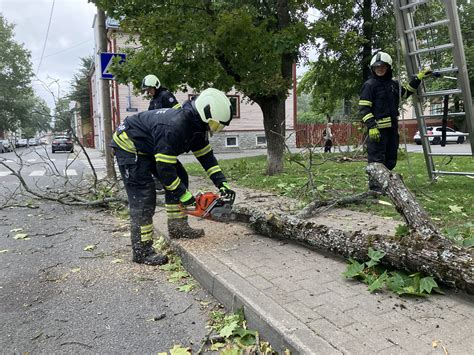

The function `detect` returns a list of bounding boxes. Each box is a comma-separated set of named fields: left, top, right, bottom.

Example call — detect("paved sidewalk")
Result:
left=153, top=178, right=474, bottom=354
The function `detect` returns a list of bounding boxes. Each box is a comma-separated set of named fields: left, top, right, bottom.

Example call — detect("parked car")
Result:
left=51, top=136, right=74, bottom=153
left=414, top=126, right=468, bottom=145
left=28, top=138, right=39, bottom=146
left=0, top=139, right=13, bottom=152
left=16, top=138, right=28, bottom=148
left=39, top=137, right=48, bottom=145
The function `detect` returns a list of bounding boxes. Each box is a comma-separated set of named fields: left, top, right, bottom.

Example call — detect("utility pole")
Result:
left=97, top=7, right=116, bottom=179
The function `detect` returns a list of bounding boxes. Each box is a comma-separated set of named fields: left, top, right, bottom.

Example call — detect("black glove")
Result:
left=179, top=191, right=196, bottom=207
left=218, top=182, right=236, bottom=200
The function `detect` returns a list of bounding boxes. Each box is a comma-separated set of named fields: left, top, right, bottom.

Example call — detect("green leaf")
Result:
left=448, top=205, right=463, bottom=213
left=419, top=277, right=438, bottom=294
left=463, top=237, right=474, bottom=248
left=177, top=283, right=195, bottom=293
left=342, top=259, right=365, bottom=278
left=168, top=271, right=189, bottom=283
left=210, top=342, right=225, bottom=351
left=367, top=271, right=388, bottom=293
left=14, top=233, right=29, bottom=240
left=169, top=344, right=191, bottom=355
left=219, top=320, right=239, bottom=338
left=366, top=248, right=385, bottom=268
left=234, top=328, right=257, bottom=346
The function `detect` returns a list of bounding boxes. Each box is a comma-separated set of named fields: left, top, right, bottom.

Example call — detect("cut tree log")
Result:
left=231, top=163, right=473, bottom=293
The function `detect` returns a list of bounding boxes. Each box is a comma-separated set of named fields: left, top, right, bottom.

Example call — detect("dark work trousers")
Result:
left=113, top=147, right=189, bottom=251
left=367, top=126, right=399, bottom=189
left=324, top=139, right=333, bottom=153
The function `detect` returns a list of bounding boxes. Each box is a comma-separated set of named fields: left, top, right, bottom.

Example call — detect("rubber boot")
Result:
left=132, top=241, right=168, bottom=266
left=168, top=218, right=205, bottom=239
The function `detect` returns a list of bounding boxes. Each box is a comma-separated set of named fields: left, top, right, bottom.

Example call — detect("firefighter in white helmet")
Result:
left=359, top=51, right=432, bottom=191
left=141, top=74, right=181, bottom=110
left=111, top=88, right=235, bottom=265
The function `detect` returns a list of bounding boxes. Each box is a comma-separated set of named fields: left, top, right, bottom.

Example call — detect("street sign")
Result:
left=100, top=52, right=126, bottom=80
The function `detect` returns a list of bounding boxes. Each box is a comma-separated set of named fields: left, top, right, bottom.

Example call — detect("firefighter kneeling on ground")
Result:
left=358, top=51, right=432, bottom=191
left=112, top=88, right=236, bottom=266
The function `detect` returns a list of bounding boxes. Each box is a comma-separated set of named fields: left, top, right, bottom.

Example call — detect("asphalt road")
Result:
left=0, top=195, right=217, bottom=353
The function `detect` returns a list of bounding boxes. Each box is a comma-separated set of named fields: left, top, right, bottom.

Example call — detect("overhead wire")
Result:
left=36, top=0, right=56, bottom=75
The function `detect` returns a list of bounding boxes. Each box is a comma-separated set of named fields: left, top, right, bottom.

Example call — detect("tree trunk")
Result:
left=232, top=205, right=473, bottom=294
left=361, top=0, right=374, bottom=82
left=229, top=163, right=473, bottom=293
left=259, top=96, right=286, bottom=175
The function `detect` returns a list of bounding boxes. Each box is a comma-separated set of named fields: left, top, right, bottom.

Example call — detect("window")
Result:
left=188, top=93, right=240, bottom=118
left=430, top=103, right=443, bottom=115
left=225, top=136, right=238, bottom=147
left=256, top=135, right=267, bottom=145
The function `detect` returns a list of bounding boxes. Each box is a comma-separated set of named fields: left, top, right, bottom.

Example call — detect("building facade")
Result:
left=89, top=16, right=296, bottom=153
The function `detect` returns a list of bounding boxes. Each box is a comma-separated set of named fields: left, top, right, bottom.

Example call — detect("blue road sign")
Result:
left=100, top=53, right=126, bottom=80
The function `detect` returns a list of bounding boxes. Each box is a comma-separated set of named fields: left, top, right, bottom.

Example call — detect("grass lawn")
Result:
left=185, top=149, right=473, bottom=246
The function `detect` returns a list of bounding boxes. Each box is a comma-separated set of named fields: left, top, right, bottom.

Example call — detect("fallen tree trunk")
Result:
left=366, top=163, right=440, bottom=240
left=233, top=204, right=473, bottom=293
left=230, top=163, right=473, bottom=293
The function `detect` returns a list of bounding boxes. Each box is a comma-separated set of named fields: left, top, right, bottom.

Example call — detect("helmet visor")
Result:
left=208, top=119, right=225, bottom=133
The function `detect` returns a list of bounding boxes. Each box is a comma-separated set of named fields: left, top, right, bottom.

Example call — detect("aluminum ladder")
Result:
left=393, top=0, right=474, bottom=180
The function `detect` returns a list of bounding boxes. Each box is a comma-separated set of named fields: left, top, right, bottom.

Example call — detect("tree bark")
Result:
left=232, top=205, right=473, bottom=294
left=229, top=163, right=473, bottom=293
left=258, top=96, right=286, bottom=175
left=366, top=163, right=440, bottom=239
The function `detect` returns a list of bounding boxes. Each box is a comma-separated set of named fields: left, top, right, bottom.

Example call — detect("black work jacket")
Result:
left=114, top=101, right=226, bottom=198
left=359, top=72, right=421, bottom=129
left=148, top=87, right=180, bottom=110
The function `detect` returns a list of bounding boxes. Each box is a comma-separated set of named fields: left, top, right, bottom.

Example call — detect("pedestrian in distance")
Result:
left=142, top=74, right=183, bottom=192
left=358, top=51, right=432, bottom=191
left=323, top=122, right=333, bottom=153
left=112, top=88, right=236, bottom=266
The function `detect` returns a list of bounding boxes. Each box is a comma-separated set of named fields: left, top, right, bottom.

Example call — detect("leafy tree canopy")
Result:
left=69, top=56, right=94, bottom=124
left=0, top=15, right=34, bottom=132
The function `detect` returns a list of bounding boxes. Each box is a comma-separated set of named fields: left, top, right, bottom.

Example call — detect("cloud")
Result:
left=1, top=0, right=97, bottom=109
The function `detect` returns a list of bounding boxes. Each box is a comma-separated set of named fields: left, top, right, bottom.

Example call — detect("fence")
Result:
left=294, top=119, right=449, bottom=148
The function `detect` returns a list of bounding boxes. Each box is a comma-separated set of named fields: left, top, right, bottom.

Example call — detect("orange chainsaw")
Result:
left=182, top=191, right=235, bottom=221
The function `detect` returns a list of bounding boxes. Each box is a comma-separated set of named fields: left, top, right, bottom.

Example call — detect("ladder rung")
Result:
left=420, top=112, right=465, bottom=119
left=422, top=89, right=462, bottom=97
left=399, top=0, right=428, bottom=11
left=433, top=170, right=474, bottom=176
left=404, top=19, right=450, bottom=34
left=429, top=153, right=472, bottom=157
left=433, top=67, right=458, bottom=75
left=409, top=43, right=454, bottom=56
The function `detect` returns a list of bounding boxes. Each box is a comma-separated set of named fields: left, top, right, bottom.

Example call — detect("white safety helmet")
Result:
left=141, top=74, right=161, bottom=91
left=194, top=88, right=233, bottom=133
left=370, top=51, right=393, bottom=68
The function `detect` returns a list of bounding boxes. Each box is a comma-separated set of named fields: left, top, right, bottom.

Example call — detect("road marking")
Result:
left=0, top=171, right=12, bottom=177
left=29, top=170, right=45, bottom=176
left=63, top=169, right=78, bottom=176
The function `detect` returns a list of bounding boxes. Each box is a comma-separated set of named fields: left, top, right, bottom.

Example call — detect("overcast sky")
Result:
left=1, top=0, right=97, bottom=109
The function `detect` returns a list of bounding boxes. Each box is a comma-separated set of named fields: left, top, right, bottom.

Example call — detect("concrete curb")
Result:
left=164, top=236, right=338, bottom=354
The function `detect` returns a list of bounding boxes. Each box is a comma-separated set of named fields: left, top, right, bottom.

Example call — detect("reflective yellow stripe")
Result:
left=165, top=204, right=181, bottom=212
left=179, top=191, right=193, bottom=203
left=165, top=177, right=181, bottom=191
left=206, top=165, right=222, bottom=177
left=359, top=100, right=372, bottom=107
left=406, top=84, right=416, bottom=93
left=155, top=153, right=177, bottom=163
left=167, top=211, right=186, bottom=219
left=362, top=113, right=374, bottom=122
left=140, top=224, right=153, bottom=233
left=113, top=131, right=137, bottom=154
left=172, top=103, right=181, bottom=109
left=193, top=144, right=212, bottom=158
left=140, top=224, right=154, bottom=241
left=377, top=117, right=392, bottom=129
